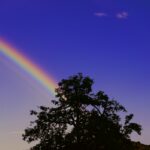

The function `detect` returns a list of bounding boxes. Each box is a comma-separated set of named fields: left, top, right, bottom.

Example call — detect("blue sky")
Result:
left=1, top=0, right=150, bottom=149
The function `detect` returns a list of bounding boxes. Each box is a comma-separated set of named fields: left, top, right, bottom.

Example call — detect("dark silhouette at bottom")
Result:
left=23, top=73, right=143, bottom=150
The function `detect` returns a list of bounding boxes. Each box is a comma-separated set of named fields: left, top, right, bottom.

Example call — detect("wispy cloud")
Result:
left=94, top=12, right=107, bottom=17
left=116, top=11, right=128, bottom=19
left=94, top=11, right=129, bottom=20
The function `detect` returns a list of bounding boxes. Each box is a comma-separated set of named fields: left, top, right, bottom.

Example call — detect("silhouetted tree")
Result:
left=23, top=73, right=142, bottom=150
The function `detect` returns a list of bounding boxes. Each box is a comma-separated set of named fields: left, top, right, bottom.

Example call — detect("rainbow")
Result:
left=0, top=39, right=58, bottom=95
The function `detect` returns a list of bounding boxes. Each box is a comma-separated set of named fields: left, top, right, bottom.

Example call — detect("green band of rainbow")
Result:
left=0, top=39, right=57, bottom=95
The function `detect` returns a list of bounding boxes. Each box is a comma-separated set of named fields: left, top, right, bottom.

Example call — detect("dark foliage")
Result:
left=23, top=73, right=142, bottom=150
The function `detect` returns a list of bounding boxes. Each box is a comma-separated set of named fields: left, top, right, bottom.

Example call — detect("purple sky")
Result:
left=1, top=0, right=150, bottom=149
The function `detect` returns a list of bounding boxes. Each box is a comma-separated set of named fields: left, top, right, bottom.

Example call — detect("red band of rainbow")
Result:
left=0, top=39, right=57, bottom=95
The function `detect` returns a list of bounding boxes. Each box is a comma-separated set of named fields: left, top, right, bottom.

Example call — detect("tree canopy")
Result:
left=23, top=73, right=142, bottom=150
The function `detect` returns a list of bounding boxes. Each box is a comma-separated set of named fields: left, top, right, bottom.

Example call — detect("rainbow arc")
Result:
left=0, top=39, right=57, bottom=95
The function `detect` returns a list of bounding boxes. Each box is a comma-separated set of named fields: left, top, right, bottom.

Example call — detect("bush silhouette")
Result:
left=23, top=73, right=142, bottom=150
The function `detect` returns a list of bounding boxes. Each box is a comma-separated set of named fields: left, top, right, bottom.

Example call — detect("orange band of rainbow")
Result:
left=0, top=39, right=57, bottom=95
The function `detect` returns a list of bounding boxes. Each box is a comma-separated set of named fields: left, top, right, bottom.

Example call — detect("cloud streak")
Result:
left=94, top=12, right=107, bottom=17
left=94, top=11, right=128, bottom=20
left=116, top=11, right=128, bottom=19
